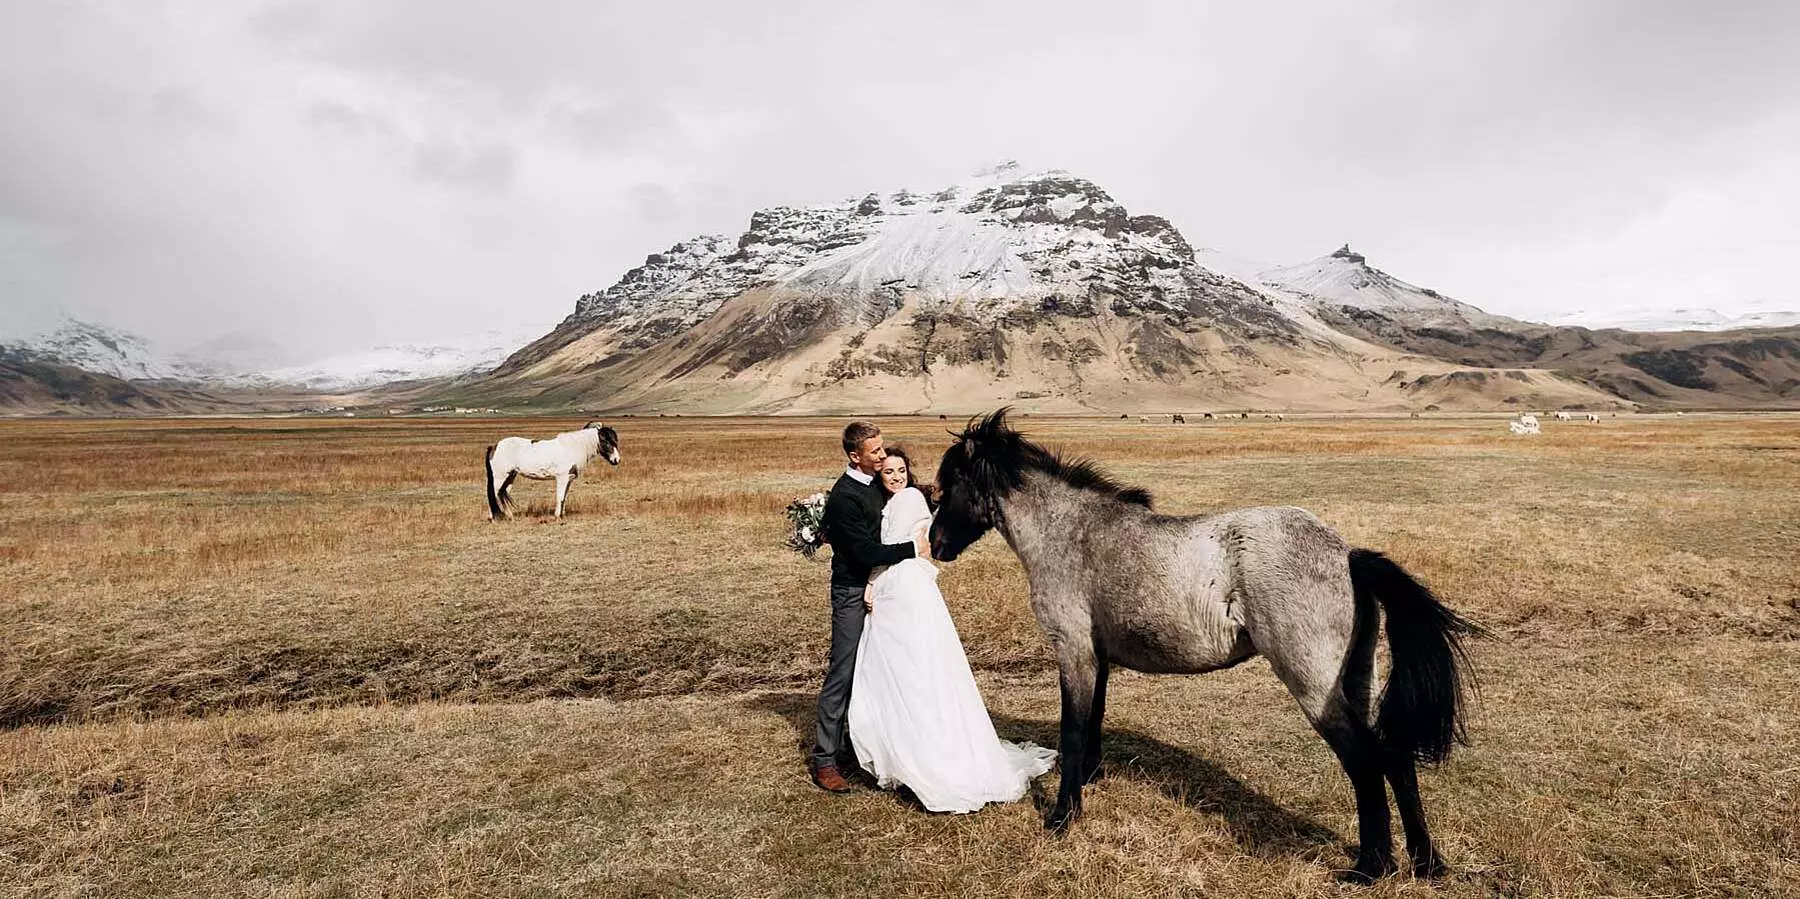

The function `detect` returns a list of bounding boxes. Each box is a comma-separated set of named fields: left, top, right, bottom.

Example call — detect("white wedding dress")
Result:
left=847, top=486, right=1057, bottom=813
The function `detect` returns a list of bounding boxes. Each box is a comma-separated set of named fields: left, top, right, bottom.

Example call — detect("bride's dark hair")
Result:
left=881, top=445, right=939, bottom=508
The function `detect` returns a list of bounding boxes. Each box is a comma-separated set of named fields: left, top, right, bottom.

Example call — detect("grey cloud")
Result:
left=551, top=98, right=681, bottom=156
left=2, top=0, right=1797, bottom=355
left=626, top=184, right=678, bottom=224
left=412, top=139, right=517, bottom=189
left=147, top=88, right=235, bottom=132
left=304, top=101, right=395, bottom=138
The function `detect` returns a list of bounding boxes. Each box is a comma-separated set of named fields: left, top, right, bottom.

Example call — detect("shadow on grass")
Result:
left=744, top=690, right=1344, bottom=861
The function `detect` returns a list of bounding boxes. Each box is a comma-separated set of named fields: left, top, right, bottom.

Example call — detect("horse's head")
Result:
left=930, top=408, right=1026, bottom=562
left=584, top=421, right=622, bottom=465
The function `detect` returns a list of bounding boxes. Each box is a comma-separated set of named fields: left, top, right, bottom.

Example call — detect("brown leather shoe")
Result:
left=811, top=765, right=854, bottom=793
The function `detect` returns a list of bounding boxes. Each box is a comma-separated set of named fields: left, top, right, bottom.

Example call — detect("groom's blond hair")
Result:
left=842, top=420, right=880, bottom=456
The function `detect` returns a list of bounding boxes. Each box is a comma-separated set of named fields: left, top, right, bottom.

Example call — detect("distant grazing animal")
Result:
left=1510, top=415, right=1540, bottom=436
left=1586, top=413, right=1600, bottom=423
left=1555, top=411, right=1572, bottom=422
left=1173, top=414, right=1186, bottom=424
left=930, top=410, right=1483, bottom=881
left=485, top=422, right=621, bottom=520
left=1203, top=412, right=1216, bottom=420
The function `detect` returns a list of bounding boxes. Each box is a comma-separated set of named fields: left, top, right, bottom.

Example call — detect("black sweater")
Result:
left=824, top=471, right=916, bottom=587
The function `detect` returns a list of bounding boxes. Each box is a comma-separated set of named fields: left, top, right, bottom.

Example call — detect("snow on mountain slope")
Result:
left=526, top=160, right=1281, bottom=371
left=1257, top=245, right=1517, bottom=328
left=1549, top=304, right=1800, bottom=332
left=0, top=318, right=545, bottom=391
left=227, top=327, right=549, bottom=391
left=0, top=319, right=202, bottom=381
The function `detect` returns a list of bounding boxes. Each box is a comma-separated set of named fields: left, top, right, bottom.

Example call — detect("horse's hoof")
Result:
left=1336, top=854, right=1398, bottom=885
left=1411, top=854, right=1450, bottom=880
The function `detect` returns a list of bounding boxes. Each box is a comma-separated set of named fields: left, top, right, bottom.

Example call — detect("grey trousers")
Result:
left=810, top=581, right=867, bottom=770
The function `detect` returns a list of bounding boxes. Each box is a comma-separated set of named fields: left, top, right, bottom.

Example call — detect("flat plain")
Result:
left=1, top=414, right=1796, bottom=898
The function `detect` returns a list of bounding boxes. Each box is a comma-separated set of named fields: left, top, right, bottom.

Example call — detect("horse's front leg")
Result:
left=554, top=471, right=574, bottom=518
left=1081, top=654, right=1109, bottom=785
left=1047, top=632, right=1101, bottom=834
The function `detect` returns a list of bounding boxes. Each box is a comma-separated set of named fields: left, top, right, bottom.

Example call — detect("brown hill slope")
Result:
left=1322, top=307, right=1800, bottom=409
left=0, top=359, right=227, bottom=415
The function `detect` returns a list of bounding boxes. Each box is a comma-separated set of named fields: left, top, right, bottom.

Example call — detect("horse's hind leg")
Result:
left=1253, top=588, right=1396, bottom=880
left=1330, top=595, right=1404, bottom=882
left=1313, top=696, right=1396, bottom=882
left=1346, top=558, right=1448, bottom=878
left=1386, top=754, right=1447, bottom=878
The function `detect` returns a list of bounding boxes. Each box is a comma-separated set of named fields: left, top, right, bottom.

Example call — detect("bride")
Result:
left=847, top=446, right=1057, bottom=813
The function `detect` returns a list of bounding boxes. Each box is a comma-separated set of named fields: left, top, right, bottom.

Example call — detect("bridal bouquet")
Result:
left=785, top=492, right=828, bottom=557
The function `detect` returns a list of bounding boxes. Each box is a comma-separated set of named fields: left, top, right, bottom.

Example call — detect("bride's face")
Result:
left=880, top=456, right=909, bottom=495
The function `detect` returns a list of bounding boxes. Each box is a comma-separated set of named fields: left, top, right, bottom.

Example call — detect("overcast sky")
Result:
left=3, top=0, right=1797, bottom=357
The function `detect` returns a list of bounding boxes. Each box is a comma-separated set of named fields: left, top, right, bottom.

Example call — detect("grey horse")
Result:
left=928, top=409, right=1482, bottom=882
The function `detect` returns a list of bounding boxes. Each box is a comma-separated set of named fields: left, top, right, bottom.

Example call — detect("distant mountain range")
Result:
left=1549, top=305, right=1800, bottom=332
left=4, top=163, right=1796, bottom=414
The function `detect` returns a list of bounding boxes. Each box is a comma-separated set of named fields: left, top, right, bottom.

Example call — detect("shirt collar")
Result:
left=845, top=464, right=875, bottom=486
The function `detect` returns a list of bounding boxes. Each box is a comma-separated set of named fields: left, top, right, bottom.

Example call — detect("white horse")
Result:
left=485, top=422, right=621, bottom=519
left=1555, top=411, right=1572, bottom=422
left=1586, top=413, right=1601, bottom=423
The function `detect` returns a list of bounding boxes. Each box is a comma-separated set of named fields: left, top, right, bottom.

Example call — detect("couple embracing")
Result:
left=809, top=420, right=1055, bottom=812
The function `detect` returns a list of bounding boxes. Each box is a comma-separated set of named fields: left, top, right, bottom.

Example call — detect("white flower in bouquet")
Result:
left=785, top=491, right=829, bottom=557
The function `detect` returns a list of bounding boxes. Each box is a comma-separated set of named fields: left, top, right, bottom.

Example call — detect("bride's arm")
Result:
left=902, top=489, right=933, bottom=560
left=864, top=565, right=889, bottom=612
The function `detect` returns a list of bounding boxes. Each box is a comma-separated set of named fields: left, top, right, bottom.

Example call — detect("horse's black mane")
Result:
left=956, top=408, right=1153, bottom=509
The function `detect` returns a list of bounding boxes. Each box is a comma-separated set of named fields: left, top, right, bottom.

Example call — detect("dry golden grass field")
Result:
left=1, top=414, right=1796, bottom=898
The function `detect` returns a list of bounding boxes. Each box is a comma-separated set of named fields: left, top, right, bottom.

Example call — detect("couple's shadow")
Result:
left=744, top=691, right=1342, bottom=859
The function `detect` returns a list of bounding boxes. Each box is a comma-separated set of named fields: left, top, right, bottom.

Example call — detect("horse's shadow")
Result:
left=744, top=691, right=1343, bottom=860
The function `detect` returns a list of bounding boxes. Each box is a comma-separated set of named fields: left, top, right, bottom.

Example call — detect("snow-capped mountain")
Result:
left=0, top=319, right=206, bottom=381
left=228, top=328, right=547, bottom=391
left=481, top=165, right=1626, bottom=414
left=1255, top=245, right=1518, bottom=329
left=535, top=161, right=1283, bottom=361
left=0, top=318, right=543, bottom=392
left=1548, top=304, right=1800, bottom=332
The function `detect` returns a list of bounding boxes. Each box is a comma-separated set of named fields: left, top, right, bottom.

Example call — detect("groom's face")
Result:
left=849, top=435, right=886, bottom=476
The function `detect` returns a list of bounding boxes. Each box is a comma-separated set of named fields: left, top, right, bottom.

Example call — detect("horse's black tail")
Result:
left=484, top=445, right=502, bottom=520
left=1350, top=548, right=1486, bottom=765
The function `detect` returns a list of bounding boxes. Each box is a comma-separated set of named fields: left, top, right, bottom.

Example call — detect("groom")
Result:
left=810, top=420, right=929, bottom=792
